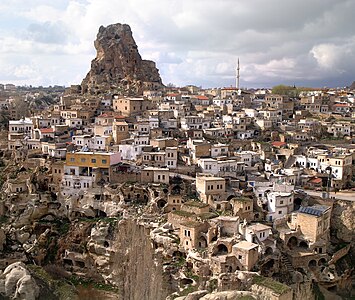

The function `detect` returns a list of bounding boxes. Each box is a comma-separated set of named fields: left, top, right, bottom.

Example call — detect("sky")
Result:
left=0, top=0, right=355, bottom=88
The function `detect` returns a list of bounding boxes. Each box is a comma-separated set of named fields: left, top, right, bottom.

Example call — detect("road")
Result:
left=305, top=190, right=355, bottom=201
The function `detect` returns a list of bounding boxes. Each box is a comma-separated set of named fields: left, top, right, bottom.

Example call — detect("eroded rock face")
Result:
left=81, top=23, right=163, bottom=95
left=331, top=200, right=355, bottom=243
left=0, top=262, right=39, bottom=300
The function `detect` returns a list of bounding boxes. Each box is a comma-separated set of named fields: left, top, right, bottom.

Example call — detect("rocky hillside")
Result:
left=81, top=23, right=163, bottom=95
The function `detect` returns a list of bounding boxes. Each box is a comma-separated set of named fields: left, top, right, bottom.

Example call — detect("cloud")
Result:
left=0, top=0, right=355, bottom=87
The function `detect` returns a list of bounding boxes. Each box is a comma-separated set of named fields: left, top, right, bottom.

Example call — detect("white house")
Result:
left=266, top=192, right=294, bottom=221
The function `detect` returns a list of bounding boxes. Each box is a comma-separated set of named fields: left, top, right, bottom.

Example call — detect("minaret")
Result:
left=236, top=58, right=241, bottom=95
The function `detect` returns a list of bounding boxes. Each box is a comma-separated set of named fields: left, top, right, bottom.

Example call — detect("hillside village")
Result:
left=0, top=23, right=354, bottom=300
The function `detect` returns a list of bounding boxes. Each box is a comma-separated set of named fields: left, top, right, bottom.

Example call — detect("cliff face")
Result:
left=111, top=219, right=169, bottom=300
left=81, top=23, right=163, bottom=95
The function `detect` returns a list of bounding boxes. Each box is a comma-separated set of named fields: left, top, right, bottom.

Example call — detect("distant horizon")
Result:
left=1, top=82, right=353, bottom=91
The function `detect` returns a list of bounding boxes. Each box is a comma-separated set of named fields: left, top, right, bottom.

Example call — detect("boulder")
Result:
left=1, top=262, right=39, bottom=300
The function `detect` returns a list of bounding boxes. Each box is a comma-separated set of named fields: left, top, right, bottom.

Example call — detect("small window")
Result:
left=91, top=159, right=96, bottom=163
left=102, top=159, right=107, bottom=164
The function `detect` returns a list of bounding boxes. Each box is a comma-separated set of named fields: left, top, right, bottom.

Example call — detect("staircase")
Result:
left=281, top=253, right=295, bottom=275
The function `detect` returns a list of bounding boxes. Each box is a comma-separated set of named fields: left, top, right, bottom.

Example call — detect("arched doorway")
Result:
left=308, top=259, right=317, bottom=269
left=198, top=236, right=207, bottom=249
left=318, top=258, right=326, bottom=266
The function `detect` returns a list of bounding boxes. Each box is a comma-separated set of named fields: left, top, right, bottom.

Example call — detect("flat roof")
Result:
left=183, top=201, right=209, bottom=208
left=197, top=176, right=225, bottom=181
left=247, top=223, right=271, bottom=232
left=233, top=240, right=258, bottom=250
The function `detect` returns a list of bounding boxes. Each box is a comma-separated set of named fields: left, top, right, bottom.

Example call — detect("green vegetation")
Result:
left=179, top=284, right=197, bottom=297
left=208, top=278, right=218, bottom=293
left=185, top=269, right=199, bottom=282
left=271, top=84, right=310, bottom=97
left=28, top=265, right=77, bottom=300
left=69, top=276, right=118, bottom=293
left=253, top=276, right=290, bottom=295
left=173, top=256, right=186, bottom=267
left=199, top=212, right=218, bottom=220
left=0, top=215, right=9, bottom=224
left=172, top=210, right=194, bottom=217
left=184, top=200, right=207, bottom=208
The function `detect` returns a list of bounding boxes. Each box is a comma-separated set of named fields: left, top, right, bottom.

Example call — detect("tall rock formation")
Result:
left=81, top=23, right=163, bottom=95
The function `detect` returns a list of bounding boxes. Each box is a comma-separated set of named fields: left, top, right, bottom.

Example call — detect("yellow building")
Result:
left=62, top=151, right=121, bottom=196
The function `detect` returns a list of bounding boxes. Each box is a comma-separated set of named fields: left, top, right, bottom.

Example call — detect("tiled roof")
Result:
left=271, top=141, right=286, bottom=147
left=40, top=128, right=54, bottom=133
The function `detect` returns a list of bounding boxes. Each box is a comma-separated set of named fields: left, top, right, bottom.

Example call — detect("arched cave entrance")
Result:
left=215, top=244, right=228, bottom=255
left=299, top=241, right=308, bottom=249
left=198, top=236, right=207, bottom=249
left=96, top=210, right=107, bottom=217
left=157, top=199, right=167, bottom=208
left=308, top=259, right=317, bottom=270
left=180, top=278, right=193, bottom=286
left=287, top=236, right=298, bottom=249
left=265, top=247, right=273, bottom=256
left=318, top=258, right=327, bottom=266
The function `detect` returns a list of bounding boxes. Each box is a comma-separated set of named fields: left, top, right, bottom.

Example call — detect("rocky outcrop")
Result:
left=0, top=262, right=39, bottom=300
left=81, top=23, right=163, bottom=95
left=331, top=200, right=355, bottom=243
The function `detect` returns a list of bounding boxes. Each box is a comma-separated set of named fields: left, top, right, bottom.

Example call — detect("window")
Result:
left=280, top=200, right=283, bottom=204
left=70, top=158, right=75, bottom=162
left=278, top=211, right=282, bottom=214
left=91, top=159, right=96, bottom=163
left=102, top=159, right=107, bottom=164
left=81, top=158, right=86, bottom=162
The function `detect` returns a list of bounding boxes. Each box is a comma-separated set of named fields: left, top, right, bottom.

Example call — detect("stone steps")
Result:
left=281, top=253, right=295, bottom=274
